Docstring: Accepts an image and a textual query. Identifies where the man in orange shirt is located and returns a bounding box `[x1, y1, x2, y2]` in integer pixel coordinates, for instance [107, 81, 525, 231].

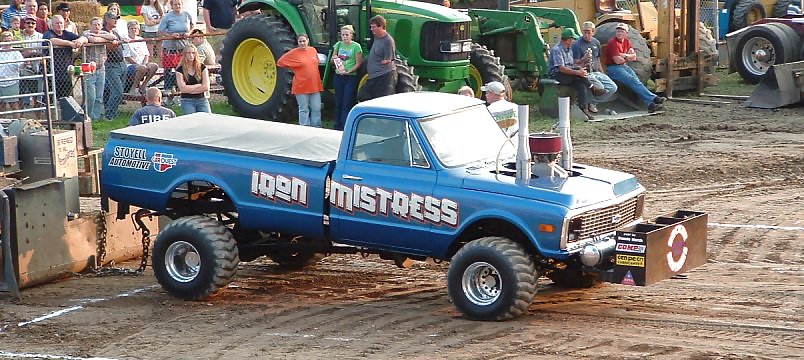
[277, 34, 324, 127]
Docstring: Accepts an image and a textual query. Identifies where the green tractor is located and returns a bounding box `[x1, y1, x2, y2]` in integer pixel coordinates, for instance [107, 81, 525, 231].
[222, 0, 510, 122]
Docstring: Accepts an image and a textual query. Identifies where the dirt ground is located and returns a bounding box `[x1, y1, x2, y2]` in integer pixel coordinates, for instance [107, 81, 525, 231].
[0, 99, 802, 360]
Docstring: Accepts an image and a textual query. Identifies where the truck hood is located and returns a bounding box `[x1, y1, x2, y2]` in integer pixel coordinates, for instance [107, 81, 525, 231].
[460, 163, 643, 209]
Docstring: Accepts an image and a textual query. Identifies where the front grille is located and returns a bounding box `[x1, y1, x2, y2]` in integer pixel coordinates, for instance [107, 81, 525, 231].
[573, 195, 643, 239]
[420, 21, 471, 62]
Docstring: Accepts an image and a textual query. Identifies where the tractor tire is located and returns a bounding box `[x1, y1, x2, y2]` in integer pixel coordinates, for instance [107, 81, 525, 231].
[153, 216, 239, 300]
[733, 24, 795, 83]
[221, 14, 296, 122]
[594, 22, 652, 84]
[730, 0, 766, 32]
[698, 22, 718, 59]
[764, 22, 801, 62]
[468, 44, 512, 101]
[267, 237, 328, 270]
[447, 236, 537, 321]
[547, 267, 600, 288]
[394, 57, 421, 93]
[772, 0, 792, 17]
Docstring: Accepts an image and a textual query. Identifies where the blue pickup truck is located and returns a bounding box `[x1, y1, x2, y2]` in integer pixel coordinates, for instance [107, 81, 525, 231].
[102, 92, 707, 321]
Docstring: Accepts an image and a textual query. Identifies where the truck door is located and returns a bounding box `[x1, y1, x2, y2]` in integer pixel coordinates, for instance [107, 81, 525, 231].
[330, 116, 436, 253]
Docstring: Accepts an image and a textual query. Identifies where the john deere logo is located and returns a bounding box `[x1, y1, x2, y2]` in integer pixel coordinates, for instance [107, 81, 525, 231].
[611, 214, 622, 224]
[459, 24, 465, 31]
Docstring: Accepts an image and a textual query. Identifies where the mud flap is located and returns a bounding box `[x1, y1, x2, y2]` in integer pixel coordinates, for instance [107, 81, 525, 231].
[0, 189, 20, 298]
[602, 210, 708, 286]
[745, 60, 804, 109]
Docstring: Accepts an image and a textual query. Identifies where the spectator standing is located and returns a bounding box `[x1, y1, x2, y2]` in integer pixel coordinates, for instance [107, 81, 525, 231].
[190, 29, 216, 65]
[35, 2, 49, 34]
[604, 22, 665, 113]
[357, 15, 395, 102]
[159, 0, 193, 98]
[175, 44, 211, 114]
[83, 17, 114, 121]
[548, 27, 603, 121]
[23, 0, 37, 19]
[572, 21, 617, 114]
[457, 85, 474, 97]
[129, 87, 175, 125]
[331, 24, 362, 131]
[56, 3, 78, 34]
[102, 11, 126, 120]
[2, 0, 26, 31]
[0, 31, 25, 116]
[481, 81, 518, 136]
[277, 34, 323, 127]
[106, 3, 129, 39]
[202, 0, 237, 33]
[124, 21, 158, 94]
[140, 0, 163, 60]
[19, 14, 43, 110]
[43, 15, 87, 98]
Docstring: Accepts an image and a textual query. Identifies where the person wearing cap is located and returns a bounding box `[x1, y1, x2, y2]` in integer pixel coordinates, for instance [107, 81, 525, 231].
[55, 3, 78, 34]
[548, 27, 604, 121]
[482, 81, 518, 136]
[102, 11, 127, 120]
[20, 14, 43, 110]
[604, 22, 665, 113]
[82, 16, 115, 121]
[572, 21, 617, 114]
[43, 14, 87, 98]
[2, 0, 26, 32]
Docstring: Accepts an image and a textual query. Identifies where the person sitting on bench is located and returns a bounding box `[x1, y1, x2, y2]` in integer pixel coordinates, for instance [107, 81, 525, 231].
[548, 27, 606, 121]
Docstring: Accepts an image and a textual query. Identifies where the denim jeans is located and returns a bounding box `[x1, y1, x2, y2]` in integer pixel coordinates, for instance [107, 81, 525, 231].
[180, 97, 211, 115]
[104, 62, 125, 119]
[555, 72, 591, 107]
[605, 64, 656, 106]
[84, 66, 106, 121]
[588, 71, 618, 103]
[333, 74, 358, 131]
[295, 92, 322, 127]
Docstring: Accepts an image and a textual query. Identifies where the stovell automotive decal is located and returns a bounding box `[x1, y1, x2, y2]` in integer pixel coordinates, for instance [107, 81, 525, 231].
[616, 243, 646, 254]
[251, 171, 309, 207]
[108, 146, 151, 170]
[329, 180, 459, 227]
[666, 224, 689, 272]
[151, 152, 177, 172]
[616, 254, 645, 267]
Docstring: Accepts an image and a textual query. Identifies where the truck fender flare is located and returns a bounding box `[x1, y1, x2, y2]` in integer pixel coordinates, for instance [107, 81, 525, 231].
[450, 211, 546, 258]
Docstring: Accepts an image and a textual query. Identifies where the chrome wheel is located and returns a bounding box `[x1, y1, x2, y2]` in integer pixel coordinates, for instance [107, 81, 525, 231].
[462, 262, 502, 306]
[165, 240, 201, 283]
[742, 36, 775, 77]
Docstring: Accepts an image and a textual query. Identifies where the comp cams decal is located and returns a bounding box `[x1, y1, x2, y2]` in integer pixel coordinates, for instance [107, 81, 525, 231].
[329, 180, 459, 227]
[251, 171, 309, 207]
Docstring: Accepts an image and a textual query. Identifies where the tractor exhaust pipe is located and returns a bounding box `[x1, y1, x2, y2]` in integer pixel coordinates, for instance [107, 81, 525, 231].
[515, 104, 530, 182]
[558, 97, 573, 171]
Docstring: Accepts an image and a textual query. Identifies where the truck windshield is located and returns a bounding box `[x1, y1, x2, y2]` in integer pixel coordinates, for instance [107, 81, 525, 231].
[419, 106, 516, 167]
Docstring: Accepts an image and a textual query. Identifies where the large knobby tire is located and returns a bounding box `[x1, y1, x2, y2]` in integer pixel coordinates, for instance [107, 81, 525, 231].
[468, 44, 512, 101]
[733, 24, 796, 83]
[773, 0, 792, 17]
[153, 216, 239, 300]
[394, 57, 421, 93]
[730, 0, 766, 32]
[547, 267, 600, 288]
[447, 237, 537, 321]
[221, 14, 296, 122]
[594, 22, 652, 84]
[698, 22, 718, 59]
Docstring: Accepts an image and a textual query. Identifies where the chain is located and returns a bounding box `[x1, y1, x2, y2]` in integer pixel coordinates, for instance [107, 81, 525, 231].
[92, 209, 153, 276]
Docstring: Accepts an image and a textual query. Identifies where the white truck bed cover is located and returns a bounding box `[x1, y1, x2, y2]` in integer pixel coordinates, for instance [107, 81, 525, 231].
[110, 113, 342, 166]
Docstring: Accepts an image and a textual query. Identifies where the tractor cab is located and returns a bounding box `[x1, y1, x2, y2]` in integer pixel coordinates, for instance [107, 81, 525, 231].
[289, 0, 366, 53]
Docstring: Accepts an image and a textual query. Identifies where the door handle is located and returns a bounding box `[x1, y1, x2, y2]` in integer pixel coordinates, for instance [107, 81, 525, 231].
[342, 174, 362, 181]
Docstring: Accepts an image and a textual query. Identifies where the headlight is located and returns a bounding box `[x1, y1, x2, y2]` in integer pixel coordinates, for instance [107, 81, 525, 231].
[441, 41, 471, 53]
[462, 41, 472, 52]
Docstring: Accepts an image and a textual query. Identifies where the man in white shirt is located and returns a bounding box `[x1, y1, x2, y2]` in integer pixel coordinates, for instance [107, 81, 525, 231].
[482, 81, 518, 137]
